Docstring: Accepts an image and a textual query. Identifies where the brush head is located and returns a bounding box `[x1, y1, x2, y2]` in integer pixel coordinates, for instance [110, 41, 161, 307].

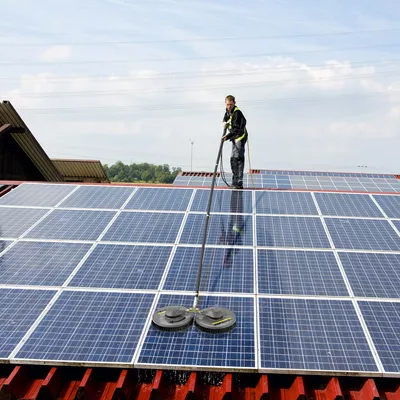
[152, 306, 194, 331]
[194, 307, 236, 333]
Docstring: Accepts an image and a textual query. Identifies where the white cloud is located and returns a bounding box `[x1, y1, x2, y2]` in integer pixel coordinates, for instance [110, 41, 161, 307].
[38, 46, 72, 62]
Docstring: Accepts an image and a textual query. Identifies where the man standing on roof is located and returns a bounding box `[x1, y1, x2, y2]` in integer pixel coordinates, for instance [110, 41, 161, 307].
[222, 95, 248, 189]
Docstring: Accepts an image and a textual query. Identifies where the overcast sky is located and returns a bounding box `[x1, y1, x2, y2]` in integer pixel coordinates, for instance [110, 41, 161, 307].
[1, 0, 400, 173]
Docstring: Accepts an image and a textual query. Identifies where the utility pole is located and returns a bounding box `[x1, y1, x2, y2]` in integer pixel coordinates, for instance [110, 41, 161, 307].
[189, 139, 194, 172]
[358, 165, 367, 173]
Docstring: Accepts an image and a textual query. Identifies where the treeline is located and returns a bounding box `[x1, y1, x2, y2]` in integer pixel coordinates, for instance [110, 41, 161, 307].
[103, 161, 182, 183]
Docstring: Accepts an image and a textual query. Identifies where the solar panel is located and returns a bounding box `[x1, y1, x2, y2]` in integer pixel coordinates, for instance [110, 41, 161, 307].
[0, 241, 92, 286]
[163, 247, 254, 293]
[0, 207, 49, 238]
[180, 213, 253, 246]
[325, 218, 400, 251]
[257, 250, 348, 296]
[258, 298, 378, 373]
[339, 253, 400, 298]
[373, 195, 400, 218]
[15, 291, 155, 364]
[0, 240, 12, 255]
[359, 301, 400, 373]
[102, 212, 184, 243]
[190, 189, 252, 213]
[0, 183, 76, 207]
[0, 288, 56, 359]
[125, 188, 193, 211]
[25, 210, 116, 241]
[255, 192, 317, 215]
[315, 193, 384, 217]
[69, 244, 173, 289]
[59, 186, 134, 209]
[137, 294, 255, 370]
[256, 216, 331, 248]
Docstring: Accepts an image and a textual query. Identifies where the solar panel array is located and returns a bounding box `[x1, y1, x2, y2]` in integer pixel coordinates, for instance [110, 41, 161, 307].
[174, 172, 400, 192]
[0, 182, 399, 376]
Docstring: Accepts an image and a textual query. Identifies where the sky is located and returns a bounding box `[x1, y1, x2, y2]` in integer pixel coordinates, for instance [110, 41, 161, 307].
[1, 0, 400, 174]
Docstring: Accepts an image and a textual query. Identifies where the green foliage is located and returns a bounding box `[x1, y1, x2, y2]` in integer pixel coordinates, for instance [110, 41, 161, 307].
[103, 162, 182, 183]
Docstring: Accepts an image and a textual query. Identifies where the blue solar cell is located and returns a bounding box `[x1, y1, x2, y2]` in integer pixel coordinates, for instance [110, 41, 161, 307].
[190, 189, 252, 213]
[325, 218, 400, 251]
[103, 212, 184, 243]
[256, 216, 330, 248]
[340, 253, 400, 298]
[359, 301, 400, 373]
[69, 244, 172, 289]
[0, 242, 92, 286]
[180, 214, 253, 246]
[258, 250, 348, 296]
[0, 240, 12, 254]
[394, 220, 400, 233]
[163, 247, 254, 293]
[315, 193, 384, 217]
[0, 289, 55, 359]
[15, 291, 155, 363]
[0, 207, 49, 238]
[25, 210, 116, 241]
[259, 298, 378, 372]
[125, 188, 193, 211]
[255, 192, 317, 215]
[0, 184, 76, 207]
[137, 294, 255, 369]
[59, 186, 134, 209]
[373, 195, 400, 218]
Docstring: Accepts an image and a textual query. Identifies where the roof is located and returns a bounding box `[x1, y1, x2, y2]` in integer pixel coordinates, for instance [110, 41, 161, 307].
[0, 101, 64, 182]
[51, 159, 110, 183]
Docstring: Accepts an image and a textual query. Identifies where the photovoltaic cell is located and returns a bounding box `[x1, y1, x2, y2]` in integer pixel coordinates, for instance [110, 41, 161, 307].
[0, 207, 49, 238]
[69, 244, 172, 289]
[0, 289, 55, 359]
[180, 214, 253, 246]
[259, 298, 378, 372]
[0, 242, 92, 286]
[163, 247, 254, 293]
[125, 188, 193, 211]
[359, 301, 400, 373]
[190, 189, 252, 213]
[373, 195, 400, 218]
[340, 253, 400, 298]
[102, 212, 184, 243]
[314, 193, 383, 217]
[59, 186, 134, 209]
[15, 291, 155, 363]
[0, 183, 76, 207]
[257, 250, 348, 296]
[0, 240, 12, 254]
[25, 210, 116, 241]
[256, 216, 330, 248]
[137, 294, 255, 369]
[255, 192, 317, 215]
[325, 218, 400, 251]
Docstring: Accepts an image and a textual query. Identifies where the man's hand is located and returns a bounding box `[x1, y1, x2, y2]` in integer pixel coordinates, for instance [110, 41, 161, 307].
[222, 121, 227, 128]
[221, 135, 227, 142]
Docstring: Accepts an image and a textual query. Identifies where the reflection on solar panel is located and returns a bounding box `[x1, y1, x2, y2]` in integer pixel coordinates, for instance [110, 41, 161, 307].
[315, 193, 383, 217]
[125, 188, 193, 211]
[373, 195, 400, 218]
[16, 291, 154, 363]
[164, 247, 254, 293]
[256, 216, 330, 248]
[257, 250, 348, 296]
[0, 289, 56, 359]
[359, 301, 400, 373]
[325, 218, 400, 251]
[59, 186, 134, 209]
[0, 207, 49, 238]
[0, 242, 92, 286]
[69, 244, 172, 289]
[137, 294, 255, 369]
[0, 183, 76, 207]
[258, 298, 378, 372]
[340, 253, 400, 298]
